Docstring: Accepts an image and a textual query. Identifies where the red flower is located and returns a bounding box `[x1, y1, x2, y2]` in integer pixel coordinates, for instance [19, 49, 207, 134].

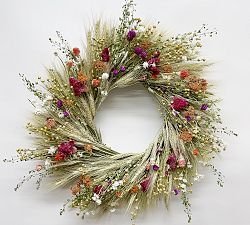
[55, 152, 65, 161]
[92, 79, 100, 87]
[69, 77, 88, 96]
[171, 96, 188, 111]
[72, 47, 80, 56]
[101, 48, 110, 62]
[58, 140, 77, 158]
[150, 66, 160, 79]
[167, 154, 177, 170]
[180, 70, 189, 79]
[93, 185, 103, 194]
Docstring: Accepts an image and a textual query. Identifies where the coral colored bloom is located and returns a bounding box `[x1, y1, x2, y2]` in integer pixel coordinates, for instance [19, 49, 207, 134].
[171, 96, 188, 111]
[131, 185, 139, 193]
[127, 30, 136, 41]
[101, 48, 110, 62]
[92, 79, 100, 87]
[115, 191, 122, 197]
[45, 118, 56, 129]
[180, 70, 189, 79]
[72, 47, 80, 56]
[66, 61, 74, 68]
[193, 148, 199, 156]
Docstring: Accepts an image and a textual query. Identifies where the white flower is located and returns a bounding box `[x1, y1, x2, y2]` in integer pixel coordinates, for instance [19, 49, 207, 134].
[112, 180, 123, 190]
[48, 146, 57, 154]
[182, 178, 188, 183]
[182, 56, 188, 61]
[44, 159, 51, 169]
[58, 112, 64, 118]
[101, 91, 108, 96]
[142, 62, 149, 69]
[110, 208, 116, 213]
[43, 95, 53, 103]
[179, 183, 187, 191]
[92, 193, 102, 205]
[101, 73, 109, 80]
[151, 63, 156, 67]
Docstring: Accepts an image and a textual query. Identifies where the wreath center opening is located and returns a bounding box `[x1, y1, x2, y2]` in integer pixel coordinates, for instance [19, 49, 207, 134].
[95, 84, 163, 153]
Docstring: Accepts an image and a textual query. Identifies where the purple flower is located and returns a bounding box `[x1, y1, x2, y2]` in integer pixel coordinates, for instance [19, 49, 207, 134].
[63, 111, 70, 117]
[57, 99, 63, 108]
[127, 30, 136, 41]
[140, 51, 147, 59]
[134, 47, 143, 55]
[167, 154, 177, 170]
[152, 165, 159, 171]
[201, 104, 208, 110]
[113, 69, 119, 76]
[185, 116, 192, 122]
[120, 66, 126, 72]
[173, 189, 181, 195]
[140, 177, 151, 192]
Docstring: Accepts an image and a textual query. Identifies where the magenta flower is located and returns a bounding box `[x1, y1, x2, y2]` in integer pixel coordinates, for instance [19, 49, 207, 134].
[167, 154, 177, 170]
[140, 177, 151, 192]
[56, 99, 63, 108]
[120, 65, 126, 72]
[201, 104, 208, 110]
[101, 48, 110, 62]
[153, 165, 159, 171]
[113, 69, 119, 76]
[174, 189, 181, 195]
[69, 77, 88, 96]
[63, 111, 70, 117]
[127, 30, 136, 41]
[134, 47, 143, 55]
[58, 140, 77, 157]
[171, 96, 188, 111]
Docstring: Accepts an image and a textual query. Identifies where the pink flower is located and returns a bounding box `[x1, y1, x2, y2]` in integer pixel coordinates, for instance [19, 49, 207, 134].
[140, 177, 151, 192]
[69, 77, 88, 96]
[171, 96, 188, 111]
[178, 155, 186, 168]
[101, 48, 110, 62]
[58, 140, 77, 158]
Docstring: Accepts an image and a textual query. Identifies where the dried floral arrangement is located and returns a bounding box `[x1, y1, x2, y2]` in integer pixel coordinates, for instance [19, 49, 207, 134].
[7, 0, 236, 223]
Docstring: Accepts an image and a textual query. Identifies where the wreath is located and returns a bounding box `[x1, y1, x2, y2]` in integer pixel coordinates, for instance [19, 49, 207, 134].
[9, 0, 236, 223]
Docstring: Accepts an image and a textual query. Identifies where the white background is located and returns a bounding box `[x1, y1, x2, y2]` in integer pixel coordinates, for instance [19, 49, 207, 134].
[0, 0, 250, 224]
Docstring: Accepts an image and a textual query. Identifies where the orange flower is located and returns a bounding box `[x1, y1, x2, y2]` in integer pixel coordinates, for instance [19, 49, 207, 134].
[115, 191, 122, 198]
[45, 118, 56, 129]
[72, 47, 80, 56]
[92, 79, 101, 87]
[180, 130, 193, 142]
[183, 106, 195, 119]
[162, 64, 173, 73]
[71, 184, 81, 195]
[83, 176, 91, 187]
[140, 40, 151, 50]
[84, 144, 93, 154]
[131, 185, 139, 193]
[93, 60, 107, 72]
[63, 99, 74, 106]
[193, 148, 199, 156]
[187, 76, 208, 92]
[77, 71, 88, 84]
